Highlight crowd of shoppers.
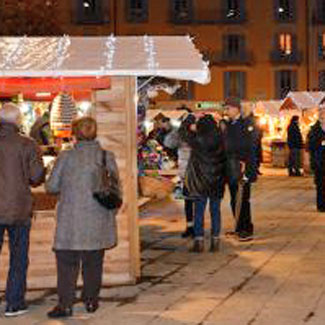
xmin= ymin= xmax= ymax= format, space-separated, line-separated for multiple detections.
xmin=3 ymin=97 xmax=325 ymax=319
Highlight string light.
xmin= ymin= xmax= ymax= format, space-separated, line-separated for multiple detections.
xmin=144 ymin=35 xmax=159 ymax=69
xmin=53 ymin=35 xmax=71 ymax=70
xmin=1 ymin=36 xmax=27 ymax=70
xmin=102 ymin=34 xmax=116 ymax=71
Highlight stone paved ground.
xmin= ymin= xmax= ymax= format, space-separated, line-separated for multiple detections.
xmin=1 ymin=171 xmax=325 ymax=324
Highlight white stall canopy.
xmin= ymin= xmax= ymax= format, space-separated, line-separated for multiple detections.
xmin=281 ymin=91 xmax=325 ymax=111
xmin=0 ymin=36 xmax=210 ymax=84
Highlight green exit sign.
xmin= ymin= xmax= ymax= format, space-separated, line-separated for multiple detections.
xmin=196 ymin=102 xmax=219 ymax=109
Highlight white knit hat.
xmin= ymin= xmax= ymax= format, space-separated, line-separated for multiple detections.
xmin=0 ymin=103 xmax=22 ymax=125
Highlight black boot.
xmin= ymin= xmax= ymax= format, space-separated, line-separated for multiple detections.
xmin=190 ymin=239 xmax=204 ymax=253
xmin=210 ymin=237 xmax=220 ymax=252
xmin=47 ymin=305 xmax=73 ymax=318
xmin=181 ymin=227 xmax=194 ymax=238
xmin=85 ymin=299 xmax=99 ymax=313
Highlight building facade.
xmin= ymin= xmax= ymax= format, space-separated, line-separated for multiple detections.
xmin=1 ymin=0 xmax=325 ymax=101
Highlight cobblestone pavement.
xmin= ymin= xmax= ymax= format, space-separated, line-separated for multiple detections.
xmin=1 ymin=173 xmax=325 ymax=324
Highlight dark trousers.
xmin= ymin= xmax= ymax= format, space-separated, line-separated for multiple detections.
xmin=288 ymin=148 xmax=301 ymax=175
xmin=228 ymin=178 xmax=254 ymax=235
xmin=55 ymin=250 xmax=105 ymax=307
xmin=194 ymin=198 xmax=221 ymax=239
xmin=184 ymin=199 xmax=194 ymax=227
xmin=315 ymin=168 xmax=325 ymax=211
xmin=0 ymin=224 xmax=30 ymax=308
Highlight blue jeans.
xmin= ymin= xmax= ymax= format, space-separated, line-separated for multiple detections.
xmin=194 ymin=198 xmax=221 ymax=239
xmin=0 ymin=225 xmax=30 ymax=307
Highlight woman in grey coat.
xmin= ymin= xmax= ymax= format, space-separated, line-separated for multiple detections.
xmin=46 ymin=117 xmax=121 ymax=318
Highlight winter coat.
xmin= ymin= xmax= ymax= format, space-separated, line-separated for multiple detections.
xmin=222 ymin=116 xmax=259 ymax=183
xmin=179 ymin=118 xmax=226 ymax=199
xmin=307 ymin=121 xmax=325 ymax=175
xmin=46 ymin=140 xmax=121 ymax=251
xmin=287 ymin=121 xmax=303 ymax=149
xmin=0 ymin=122 xmax=45 ymax=225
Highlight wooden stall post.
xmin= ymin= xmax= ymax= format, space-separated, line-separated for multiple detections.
xmin=94 ymin=76 xmax=140 ymax=285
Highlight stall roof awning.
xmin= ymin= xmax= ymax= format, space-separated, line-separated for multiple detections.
xmin=281 ymin=91 xmax=325 ymax=110
xmin=146 ymin=109 xmax=188 ymax=120
xmin=0 ymin=36 xmax=210 ymax=84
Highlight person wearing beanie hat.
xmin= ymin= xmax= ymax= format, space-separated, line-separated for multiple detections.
xmin=0 ymin=102 xmax=45 ymax=317
xmin=222 ymin=97 xmax=259 ymax=242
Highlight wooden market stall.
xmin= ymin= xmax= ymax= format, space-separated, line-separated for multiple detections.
xmin=254 ymin=100 xmax=283 ymax=164
xmin=0 ymin=36 xmax=210 ymax=289
xmin=269 ymin=91 xmax=325 ymax=169
xmin=280 ymin=91 xmax=325 ymax=138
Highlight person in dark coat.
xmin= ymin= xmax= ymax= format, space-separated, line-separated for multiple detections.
xmin=307 ymin=108 xmax=325 ymax=212
xmin=29 ymin=111 xmax=51 ymax=145
xmin=180 ymin=114 xmax=226 ymax=253
xmin=0 ymin=103 xmax=45 ymax=317
xmin=223 ymin=97 xmax=259 ymax=242
xmin=247 ymin=113 xmax=263 ymax=175
xmin=287 ymin=115 xmax=303 ymax=176
xmin=46 ymin=117 xmax=122 ymax=318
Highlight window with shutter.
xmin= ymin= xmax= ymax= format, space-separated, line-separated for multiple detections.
xmin=222 ymin=0 xmax=245 ymax=22
xmin=319 ymin=71 xmax=325 ymax=90
xmin=127 ymin=0 xmax=148 ymax=23
xmin=224 ymin=71 xmax=246 ymax=99
xmin=275 ymin=0 xmax=295 ymax=22
xmin=279 ymin=33 xmax=292 ymax=55
xmin=316 ymin=0 xmax=325 ymax=23
xmin=222 ymin=35 xmax=246 ymax=62
xmin=76 ymin=0 xmax=105 ymax=24
xmin=319 ymin=33 xmax=325 ymax=59
xmin=171 ymin=0 xmax=193 ymax=23
xmin=275 ymin=70 xmax=297 ymax=99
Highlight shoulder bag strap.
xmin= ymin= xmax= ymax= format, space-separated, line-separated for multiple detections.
xmin=102 ymin=149 xmax=107 ymax=167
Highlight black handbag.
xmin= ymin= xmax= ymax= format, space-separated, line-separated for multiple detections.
xmin=93 ymin=150 xmax=123 ymax=210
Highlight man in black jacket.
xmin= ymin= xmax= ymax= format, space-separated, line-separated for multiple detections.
xmin=222 ymin=97 xmax=259 ymax=241
xmin=287 ymin=115 xmax=303 ymax=176
xmin=307 ymin=107 xmax=325 ymax=211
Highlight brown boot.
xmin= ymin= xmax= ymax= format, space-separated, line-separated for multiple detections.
xmin=210 ymin=237 xmax=220 ymax=252
xmin=190 ymin=239 xmax=204 ymax=253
